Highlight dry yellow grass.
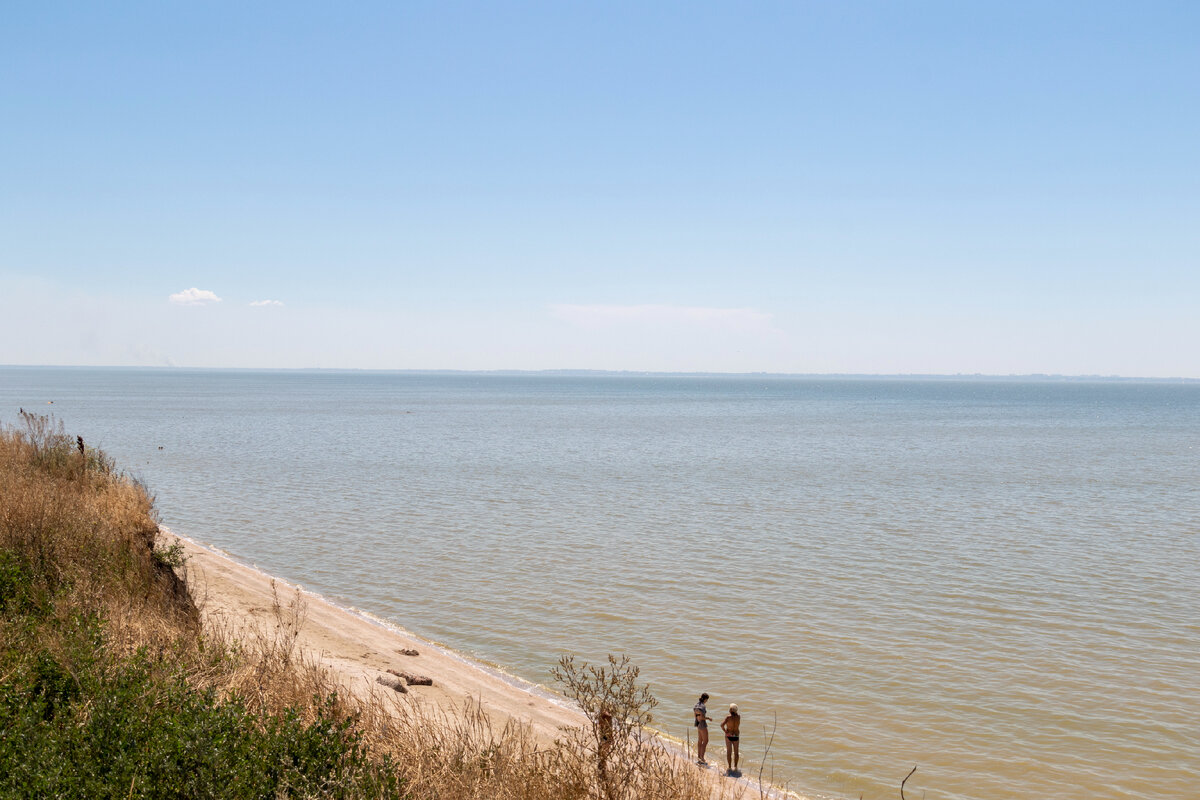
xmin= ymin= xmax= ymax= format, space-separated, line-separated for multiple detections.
xmin=195 ymin=585 xmax=737 ymax=800
xmin=0 ymin=413 xmax=196 ymax=641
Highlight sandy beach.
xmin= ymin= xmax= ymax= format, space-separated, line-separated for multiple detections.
xmin=174 ymin=531 xmax=587 ymax=742
xmin=173 ymin=531 xmax=796 ymax=800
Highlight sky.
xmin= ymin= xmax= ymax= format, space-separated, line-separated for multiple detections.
xmin=2 ymin=1 xmax=1197 ymax=376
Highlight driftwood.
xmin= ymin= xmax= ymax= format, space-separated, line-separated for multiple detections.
xmin=376 ymin=675 xmax=408 ymax=693
xmin=397 ymin=648 xmax=420 ymax=656
xmin=387 ymin=668 xmax=433 ymax=686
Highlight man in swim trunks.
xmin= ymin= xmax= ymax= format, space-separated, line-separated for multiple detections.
xmin=720 ymin=703 xmax=741 ymax=774
xmin=694 ymin=692 xmax=712 ymax=764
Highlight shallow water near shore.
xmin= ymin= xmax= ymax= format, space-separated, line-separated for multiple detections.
xmin=2 ymin=367 xmax=1197 ymax=799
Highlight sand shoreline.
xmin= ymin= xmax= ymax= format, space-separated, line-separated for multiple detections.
xmin=168 ymin=528 xmax=800 ymax=800
xmin=170 ymin=529 xmax=587 ymax=743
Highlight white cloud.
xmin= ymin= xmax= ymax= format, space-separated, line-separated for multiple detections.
xmin=168 ymin=287 xmax=222 ymax=306
xmin=249 ymin=299 xmax=284 ymax=307
xmin=550 ymin=303 xmax=773 ymax=331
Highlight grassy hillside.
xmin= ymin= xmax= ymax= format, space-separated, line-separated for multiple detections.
xmin=0 ymin=412 xmax=400 ymax=798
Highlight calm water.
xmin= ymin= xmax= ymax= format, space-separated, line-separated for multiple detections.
xmin=2 ymin=367 xmax=1197 ymax=799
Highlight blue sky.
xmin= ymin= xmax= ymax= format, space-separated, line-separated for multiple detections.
xmin=2 ymin=2 xmax=1197 ymax=374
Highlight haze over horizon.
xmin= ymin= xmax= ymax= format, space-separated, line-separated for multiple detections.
xmin=6 ymin=364 xmax=1197 ymax=384
xmin=3 ymin=2 xmax=1197 ymax=378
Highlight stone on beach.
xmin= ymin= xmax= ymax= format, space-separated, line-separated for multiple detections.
xmin=376 ymin=675 xmax=408 ymax=693
xmin=388 ymin=668 xmax=433 ymax=686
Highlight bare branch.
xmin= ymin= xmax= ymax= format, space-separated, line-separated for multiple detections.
xmin=900 ymin=765 xmax=918 ymax=800
xmin=757 ymin=711 xmax=778 ymax=800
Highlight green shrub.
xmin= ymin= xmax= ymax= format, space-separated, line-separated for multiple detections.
xmin=0 ymin=617 xmax=402 ymax=799
xmin=0 ymin=550 xmax=34 ymax=614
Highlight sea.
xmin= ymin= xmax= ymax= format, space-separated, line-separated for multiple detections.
xmin=1 ymin=367 xmax=1196 ymax=800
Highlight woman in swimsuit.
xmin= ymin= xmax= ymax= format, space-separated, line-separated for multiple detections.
xmin=694 ymin=692 xmax=712 ymax=764
xmin=720 ymin=703 xmax=741 ymax=775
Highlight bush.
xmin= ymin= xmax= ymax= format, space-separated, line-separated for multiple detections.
xmin=552 ymin=653 xmax=708 ymax=800
xmin=0 ymin=614 xmax=400 ymax=799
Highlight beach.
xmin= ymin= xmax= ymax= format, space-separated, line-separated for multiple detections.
xmin=175 ymin=531 xmax=587 ymax=743
xmin=173 ymin=530 xmax=783 ymax=800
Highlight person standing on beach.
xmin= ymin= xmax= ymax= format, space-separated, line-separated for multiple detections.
xmin=720 ymin=703 xmax=741 ymax=774
xmin=694 ymin=692 xmax=712 ymax=764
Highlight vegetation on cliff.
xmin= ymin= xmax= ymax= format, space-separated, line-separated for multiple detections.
xmin=0 ymin=413 xmax=399 ymax=798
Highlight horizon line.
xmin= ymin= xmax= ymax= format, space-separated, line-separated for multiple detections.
xmin=2 ymin=364 xmax=1198 ymax=382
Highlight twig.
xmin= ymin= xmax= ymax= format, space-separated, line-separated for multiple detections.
xmin=900 ymin=765 xmax=917 ymax=800
xmin=757 ymin=711 xmax=777 ymax=800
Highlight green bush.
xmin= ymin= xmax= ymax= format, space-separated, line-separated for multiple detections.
xmin=0 ymin=615 xmax=401 ymax=799
xmin=0 ymin=550 xmax=33 ymax=614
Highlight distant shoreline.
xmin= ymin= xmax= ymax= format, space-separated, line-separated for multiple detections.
xmin=3 ymin=364 xmax=1198 ymax=382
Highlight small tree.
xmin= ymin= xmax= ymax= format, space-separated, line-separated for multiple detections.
xmin=551 ymin=653 xmax=664 ymax=800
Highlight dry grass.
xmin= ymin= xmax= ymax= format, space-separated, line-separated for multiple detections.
xmin=355 ymin=694 xmax=731 ymax=800
xmin=194 ymin=584 xmax=739 ymax=800
xmin=0 ymin=412 xmax=196 ymax=639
